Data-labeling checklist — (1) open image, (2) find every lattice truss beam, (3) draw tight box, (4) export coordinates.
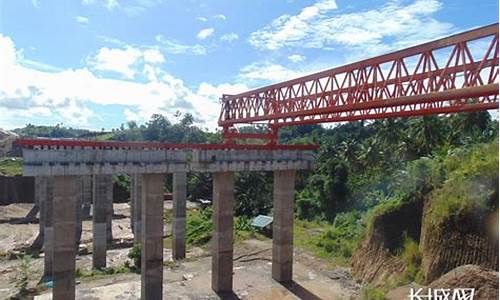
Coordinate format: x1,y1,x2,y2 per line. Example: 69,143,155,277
219,24,499,129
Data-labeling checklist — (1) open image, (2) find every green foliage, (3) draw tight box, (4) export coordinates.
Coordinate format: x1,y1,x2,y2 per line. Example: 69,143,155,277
187,173,212,202
295,189,321,220
10,255,33,296
0,158,22,176
234,215,254,232
111,113,218,144
293,212,366,265
366,196,406,234
291,113,497,223
127,243,141,272
182,209,264,247
186,208,213,246
113,174,131,202
315,211,366,259
235,172,273,217
361,286,386,300
425,141,499,228
77,265,132,278
234,216,261,241
398,236,423,284
13,123,92,138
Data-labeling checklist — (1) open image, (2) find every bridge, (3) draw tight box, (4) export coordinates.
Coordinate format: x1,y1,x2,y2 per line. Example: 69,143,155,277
14,24,499,299
219,23,498,145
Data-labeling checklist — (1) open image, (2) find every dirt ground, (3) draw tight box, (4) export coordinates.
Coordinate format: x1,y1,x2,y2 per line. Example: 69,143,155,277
0,203,361,300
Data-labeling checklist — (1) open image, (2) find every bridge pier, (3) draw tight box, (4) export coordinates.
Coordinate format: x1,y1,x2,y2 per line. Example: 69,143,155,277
211,172,234,293
81,175,92,219
43,177,54,278
92,174,113,268
20,144,314,299
75,176,84,249
141,174,164,299
52,176,78,300
272,170,296,282
131,174,143,244
31,177,46,250
172,172,187,260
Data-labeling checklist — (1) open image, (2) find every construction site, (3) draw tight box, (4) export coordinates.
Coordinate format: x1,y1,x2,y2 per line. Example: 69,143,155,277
0,1,499,300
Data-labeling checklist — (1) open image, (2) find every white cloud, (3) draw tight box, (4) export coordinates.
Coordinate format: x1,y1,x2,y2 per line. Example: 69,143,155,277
288,54,305,63
197,17,208,22
213,14,226,21
0,34,245,130
76,16,89,24
249,0,337,50
82,0,162,15
197,28,215,40
249,0,453,55
239,62,306,83
88,46,165,79
82,0,119,10
90,46,144,79
142,48,165,64
155,35,207,55
220,33,239,42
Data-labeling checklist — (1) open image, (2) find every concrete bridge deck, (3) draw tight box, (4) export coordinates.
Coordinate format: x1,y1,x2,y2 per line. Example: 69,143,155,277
16,138,317,299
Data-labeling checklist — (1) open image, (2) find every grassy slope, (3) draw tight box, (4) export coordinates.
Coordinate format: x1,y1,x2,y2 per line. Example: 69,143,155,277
0,158,22,176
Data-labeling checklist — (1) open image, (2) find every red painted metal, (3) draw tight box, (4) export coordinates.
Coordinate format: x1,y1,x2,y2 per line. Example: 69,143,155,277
14,24,500,151
219,24,499,143
15,138,319,151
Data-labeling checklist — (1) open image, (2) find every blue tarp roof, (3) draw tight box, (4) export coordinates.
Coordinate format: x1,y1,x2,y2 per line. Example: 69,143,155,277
251,215,273,228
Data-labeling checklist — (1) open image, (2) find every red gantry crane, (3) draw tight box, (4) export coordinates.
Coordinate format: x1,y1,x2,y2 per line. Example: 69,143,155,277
16,24,499,151
219,23,499,146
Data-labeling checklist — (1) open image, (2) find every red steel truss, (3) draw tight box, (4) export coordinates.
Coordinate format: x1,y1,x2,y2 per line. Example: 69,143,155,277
14,24,500,151
219,24,499,144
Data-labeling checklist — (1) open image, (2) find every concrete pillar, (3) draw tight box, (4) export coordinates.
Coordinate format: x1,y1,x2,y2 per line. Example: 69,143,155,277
131,174,143,243
107,179,114,245
272,170,296,282
43,177,54,278
31,177,46,250
81,175,92,219
130,175,135,234
172,172,187,259
52,176,78,300
211,172,234,293
92,175,113,268
141,174,164,300
75,177,83,249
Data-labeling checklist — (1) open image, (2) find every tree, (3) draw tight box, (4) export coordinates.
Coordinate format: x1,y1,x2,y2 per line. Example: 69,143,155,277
180,113,194,127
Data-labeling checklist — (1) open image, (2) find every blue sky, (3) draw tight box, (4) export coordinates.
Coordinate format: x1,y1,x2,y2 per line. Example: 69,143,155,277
0,0,498,131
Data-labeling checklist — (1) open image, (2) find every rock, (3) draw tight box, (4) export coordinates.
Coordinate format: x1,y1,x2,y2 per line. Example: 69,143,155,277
327,267,353,281
182,273,194,281
428,265,498,300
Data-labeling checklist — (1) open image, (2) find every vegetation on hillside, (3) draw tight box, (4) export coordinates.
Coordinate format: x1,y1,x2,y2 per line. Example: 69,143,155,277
0,158,22,176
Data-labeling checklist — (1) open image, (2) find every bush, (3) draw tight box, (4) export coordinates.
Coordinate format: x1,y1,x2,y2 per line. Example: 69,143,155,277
361,285,386,300
128,243,141,272
399,236,423,283
315,211,366,259
425,141,499,228
234,216,254,232
113,175,130,203
186,208,213,246
10,255,33,296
